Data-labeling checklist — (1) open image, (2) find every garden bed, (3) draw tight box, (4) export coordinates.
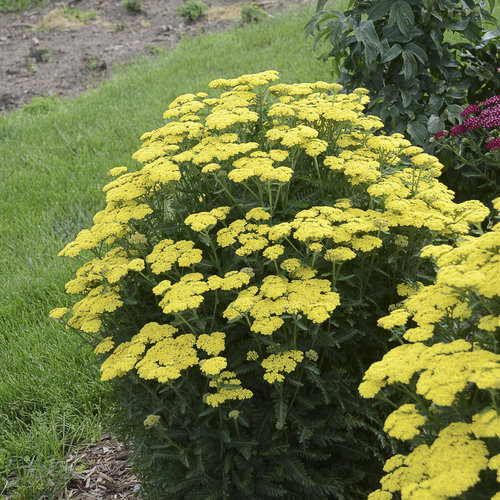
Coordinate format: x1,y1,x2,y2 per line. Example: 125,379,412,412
0,0,295,112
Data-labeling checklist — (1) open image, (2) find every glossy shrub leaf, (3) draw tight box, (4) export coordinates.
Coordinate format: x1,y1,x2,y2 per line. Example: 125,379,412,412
389,1,414,38
380,43,402,63
367,0,393,21
353,20,382,63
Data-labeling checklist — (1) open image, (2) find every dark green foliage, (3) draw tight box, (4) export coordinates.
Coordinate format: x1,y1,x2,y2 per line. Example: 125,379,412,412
306,0,500,148
111,340,393,499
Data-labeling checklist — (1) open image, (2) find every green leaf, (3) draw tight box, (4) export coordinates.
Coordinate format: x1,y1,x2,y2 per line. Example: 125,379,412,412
380,43,402,63
400,50,417,81
400,89,412,108
367,0,393,21
405,42,428,64
219,429,231,443
353,20,382,63
239,446,252,460
407,121,428,145
388,1,415,38
427,115,445,134
445,18,469,31
275,399,288,430
444,104,464,123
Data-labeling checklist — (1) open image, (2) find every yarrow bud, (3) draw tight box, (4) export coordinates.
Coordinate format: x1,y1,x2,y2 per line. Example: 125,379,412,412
433,130,449,141
143,414,161,428
485,137,500,151
463,116,481,130
460,104,480,117
449,124,467,136
479,104,500,129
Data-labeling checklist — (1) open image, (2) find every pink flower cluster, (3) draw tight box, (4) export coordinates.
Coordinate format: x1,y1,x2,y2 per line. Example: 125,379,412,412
486,137,500,151
434,95,500,147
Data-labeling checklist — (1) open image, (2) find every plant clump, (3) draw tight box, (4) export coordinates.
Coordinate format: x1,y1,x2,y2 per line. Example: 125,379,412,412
241,2,268,24
122,0,142,13
176,0,208,22
433,94,500,207
361,198,500,499
52,71,488,499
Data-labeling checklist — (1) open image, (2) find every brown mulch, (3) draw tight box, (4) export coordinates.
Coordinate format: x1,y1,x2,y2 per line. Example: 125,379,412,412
56,434,142,500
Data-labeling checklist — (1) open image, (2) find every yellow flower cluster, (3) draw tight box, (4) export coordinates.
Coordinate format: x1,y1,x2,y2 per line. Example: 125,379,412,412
375,199,499,344
359,339,500,405
383,404,426,441
65,248,144,294
229,151,293,183
261,350,304,383
59,200,153,258
369,420,497,499
184,206,230,232
364,199,500,499
208,70,279,90
196,331,225,356
224,276,340,335
205,370,253,408
143,414,161,428
98,322,196,382
67,285,122,333
200,356,227,376
146,239,203,274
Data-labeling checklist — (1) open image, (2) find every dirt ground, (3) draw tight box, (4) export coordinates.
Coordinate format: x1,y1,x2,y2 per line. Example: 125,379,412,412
0,0,300,113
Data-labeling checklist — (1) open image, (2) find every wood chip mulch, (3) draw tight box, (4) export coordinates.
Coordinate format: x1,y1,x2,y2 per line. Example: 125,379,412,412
56,434,142,500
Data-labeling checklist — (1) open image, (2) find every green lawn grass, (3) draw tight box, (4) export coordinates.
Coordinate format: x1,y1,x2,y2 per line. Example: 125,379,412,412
0,6,340,498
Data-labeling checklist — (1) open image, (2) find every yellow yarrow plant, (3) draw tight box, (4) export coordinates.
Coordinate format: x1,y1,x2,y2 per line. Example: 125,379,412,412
51,71,488,498
361,198,500,499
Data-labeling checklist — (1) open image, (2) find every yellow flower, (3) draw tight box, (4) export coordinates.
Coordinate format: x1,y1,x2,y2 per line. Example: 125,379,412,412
108,166,127,177
246,207,271,221
324,247,356,262
246,350,259,361
94,337,115,354
201,163,221,173
200,356,227,376
196,331,226,356
383,404,426,441
49,307,70,319
143,414,161,428
263,244,285,261
261,350,304,383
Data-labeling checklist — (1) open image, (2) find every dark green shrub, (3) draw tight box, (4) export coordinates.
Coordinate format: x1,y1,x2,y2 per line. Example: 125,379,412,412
306,0,500,147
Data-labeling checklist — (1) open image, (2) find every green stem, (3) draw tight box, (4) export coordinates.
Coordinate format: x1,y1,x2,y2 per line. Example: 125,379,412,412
267,181,273,215
174,312,196,333
314,156,323,194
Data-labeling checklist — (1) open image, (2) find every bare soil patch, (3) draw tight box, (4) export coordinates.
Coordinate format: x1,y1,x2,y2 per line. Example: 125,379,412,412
0,0,293,113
